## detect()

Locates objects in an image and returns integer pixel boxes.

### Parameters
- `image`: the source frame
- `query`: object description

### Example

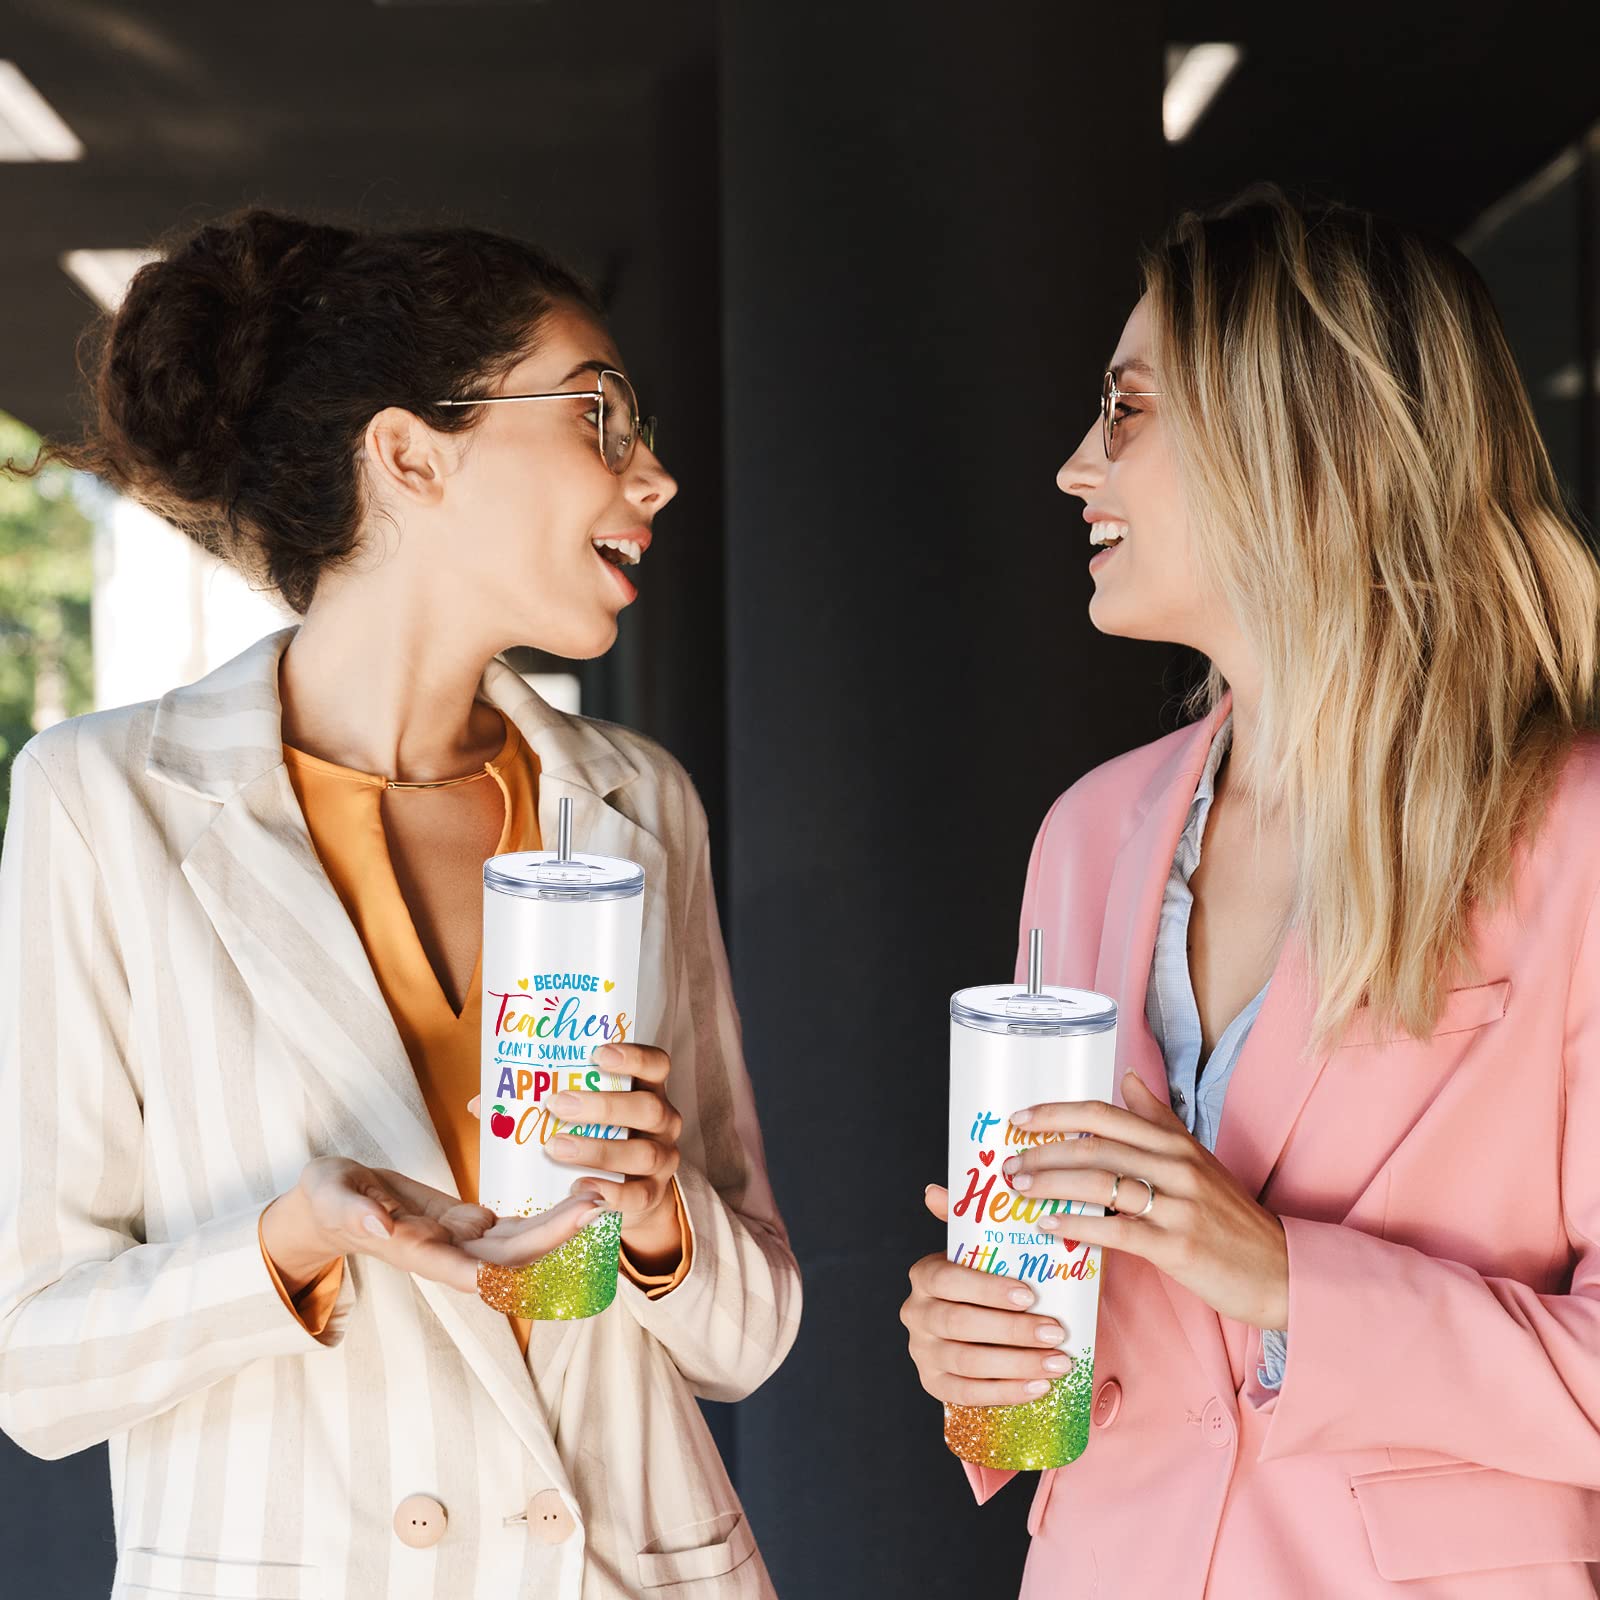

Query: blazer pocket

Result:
[118,1548,322,1599]
[1350,1462,1600,1580]
[637,1509,756,1588]
[1338,977,1510,1049]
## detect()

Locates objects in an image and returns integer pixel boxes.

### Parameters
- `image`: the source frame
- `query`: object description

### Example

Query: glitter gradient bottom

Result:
[944,1349,1096,1470]
[477,1208,623,1320]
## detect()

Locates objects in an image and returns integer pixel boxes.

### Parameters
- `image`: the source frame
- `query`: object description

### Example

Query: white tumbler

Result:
[944,929,1118,1470]
[477,797,644,1320]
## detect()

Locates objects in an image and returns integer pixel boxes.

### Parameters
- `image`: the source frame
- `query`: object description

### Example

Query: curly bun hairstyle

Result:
[8,206,604,614]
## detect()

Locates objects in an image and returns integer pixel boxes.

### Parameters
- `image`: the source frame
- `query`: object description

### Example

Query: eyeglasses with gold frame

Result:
[1102,368,1161,461]
[431,367,657,475]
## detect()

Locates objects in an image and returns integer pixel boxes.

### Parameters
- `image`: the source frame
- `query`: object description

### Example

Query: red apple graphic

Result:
[489,1103,514,1139]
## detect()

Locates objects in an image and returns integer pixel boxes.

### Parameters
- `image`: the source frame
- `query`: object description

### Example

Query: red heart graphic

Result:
[978,1149,994,1166]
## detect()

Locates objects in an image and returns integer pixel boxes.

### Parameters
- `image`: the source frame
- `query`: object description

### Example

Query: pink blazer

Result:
[962,691,1600,1598]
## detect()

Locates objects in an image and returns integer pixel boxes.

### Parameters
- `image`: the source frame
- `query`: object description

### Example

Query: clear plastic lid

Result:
[483,849,645,902]
[950,982,1117,1037]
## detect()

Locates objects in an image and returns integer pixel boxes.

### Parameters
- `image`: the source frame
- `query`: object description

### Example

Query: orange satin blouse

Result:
[257,704,690,1356]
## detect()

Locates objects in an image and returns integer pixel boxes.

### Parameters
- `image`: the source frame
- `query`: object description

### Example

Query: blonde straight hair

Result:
[1141,182,1600,1054]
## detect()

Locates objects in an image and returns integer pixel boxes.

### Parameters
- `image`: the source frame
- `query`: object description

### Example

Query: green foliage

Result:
[0,413,96,837]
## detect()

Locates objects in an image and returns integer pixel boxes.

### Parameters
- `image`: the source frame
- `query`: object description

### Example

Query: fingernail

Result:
[546,1093,578,1112]
[1042,1355,1071,1373]
[1009,1108,1033,1126]
[594,1045,621,1065]
[362,1214,389,1238]
[1036,1215,1059,1232]
[1008,1286,1035,1307]
[1002,1156,1020,1174]
[1035,1323,1066,1344]
[1011,1173,1033,1191]
[1025,1380,1050,1395]
[549,1136,576,1155]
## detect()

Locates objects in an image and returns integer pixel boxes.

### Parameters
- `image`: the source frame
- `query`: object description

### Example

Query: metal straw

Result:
[557,796,573,862]
[1027,927,1043,995]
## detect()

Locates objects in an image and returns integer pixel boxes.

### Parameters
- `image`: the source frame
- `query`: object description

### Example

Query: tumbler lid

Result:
[950,983,1117,1037]
[484,850,644,902]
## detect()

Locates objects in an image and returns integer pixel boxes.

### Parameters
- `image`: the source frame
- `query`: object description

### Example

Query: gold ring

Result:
[1109,1173,1155,1217]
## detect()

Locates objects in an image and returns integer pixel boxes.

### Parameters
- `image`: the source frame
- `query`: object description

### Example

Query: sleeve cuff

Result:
[258,1205,346,1338]
[618,1174,694,1299]
[962,1457,1018,1506]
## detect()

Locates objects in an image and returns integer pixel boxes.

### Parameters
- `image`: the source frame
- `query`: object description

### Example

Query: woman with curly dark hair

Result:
[0,207,799,1599]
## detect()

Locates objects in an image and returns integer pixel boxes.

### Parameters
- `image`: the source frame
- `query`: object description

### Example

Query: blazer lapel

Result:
[1093,692,1242,1400]
[532,772,673,1044]
[1093,693,1232,1112]
[1210,925,1332,1202]
[149,624,670,1488]
[477,654,673,1046]
[179,760,457,1194]
[1093,689,1340,1399]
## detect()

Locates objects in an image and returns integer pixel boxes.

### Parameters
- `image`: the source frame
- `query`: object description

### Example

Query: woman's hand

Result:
[1004,1070,1289,1329]
[901,1185,1077,1407]
[468,1041,685,1270]
[261,1157,608,1296]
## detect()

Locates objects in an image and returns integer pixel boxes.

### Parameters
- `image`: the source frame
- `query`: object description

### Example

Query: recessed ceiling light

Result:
[1163,43,1243,143]
[1542,358,1598,402]
[0,60,83,161]
[60,248,161,310]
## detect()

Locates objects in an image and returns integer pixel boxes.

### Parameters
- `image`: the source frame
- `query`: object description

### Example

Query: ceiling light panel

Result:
[1164,43,1243,144]
[0,60,83,161]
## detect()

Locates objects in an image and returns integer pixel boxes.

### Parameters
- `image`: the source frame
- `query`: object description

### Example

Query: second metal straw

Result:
[1028,927,1043,995]
[557,795,573,862]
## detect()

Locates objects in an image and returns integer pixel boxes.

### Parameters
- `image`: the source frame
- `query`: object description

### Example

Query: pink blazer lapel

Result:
[1091,691,1232,1113]
[1092,687,1334,1198]
[1095,697,1238,1395]
[1211,924,1333,1200]
[1089,688,1344,1399]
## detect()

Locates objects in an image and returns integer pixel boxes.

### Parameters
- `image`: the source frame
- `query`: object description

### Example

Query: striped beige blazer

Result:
[0,623,802,1600]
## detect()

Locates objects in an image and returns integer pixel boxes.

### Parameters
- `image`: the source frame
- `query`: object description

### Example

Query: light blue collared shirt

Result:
[1143,711,1287,1389]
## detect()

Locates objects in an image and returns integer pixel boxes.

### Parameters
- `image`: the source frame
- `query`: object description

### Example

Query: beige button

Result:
[393,1493,448,1548]
[525,1487,576,1545]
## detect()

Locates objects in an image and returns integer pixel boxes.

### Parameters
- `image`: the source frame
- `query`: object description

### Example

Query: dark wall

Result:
[572,53,731,865]
[717,7,1173,1594]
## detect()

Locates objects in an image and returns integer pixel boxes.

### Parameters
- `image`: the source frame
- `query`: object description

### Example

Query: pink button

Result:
[1091,1377,1123,1428]
[1201,1396,1234,1448]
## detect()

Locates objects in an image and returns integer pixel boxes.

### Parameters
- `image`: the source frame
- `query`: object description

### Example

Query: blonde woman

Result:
[901,184,1600,1596]
[0,208,799,1598]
